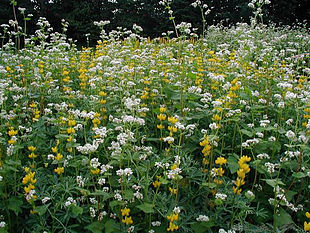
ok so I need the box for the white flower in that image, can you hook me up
[0,221,6,228]
[209,123,218,130]
[196,215,209,222]
[42,197,51,204]
[285,130,296,140]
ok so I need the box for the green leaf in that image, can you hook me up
[227,156,239,174]
[191,221,214,233]
[240,129,253,137]
[85,221,104,233]
[202,182,217,189]
[263,179,285,188]
[35,205,49,216]
[136,203,155,213]
[105,220,119,233]
[8,197,23,215]
[292,172,306,178]
[71,205,83,217]
[273,208,293,228]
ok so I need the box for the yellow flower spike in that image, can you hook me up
[306,212,310,219]
[215,157,227,166]
[122,216,133,225]
[305,221,310,231]
[121,207,130,216]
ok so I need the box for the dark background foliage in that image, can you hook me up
[0,0,309,46]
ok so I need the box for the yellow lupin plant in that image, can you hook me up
[233,156,251,195]
[121,207,133,225]
[167,213,179,231]
[305,212,310,231]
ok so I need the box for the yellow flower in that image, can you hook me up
[215,157,227,165]
[67,127,76,134]
[167,222,179,231]
[68,120,76,127]
[8,129,18,136]
[168,116,178,124]
[306,212,310,219]
[157,124,165,129]
[28,152,38,159]
[122,216,133,225]
[90,168,100,175]
[212,114,222,121]
[28,146,36,152]
[157,114,166,121]
[159,107,167,113]
[305,221,310,231]
[8,139,17,144]
[152,180,161,188]
[121,207,130,216]
[167,213,179,222]
[54,167,64,175]
[168,126,177,133]
[24,184,35,193]
[233,186,241,195]
[55,153,63,161]
[169,187,178,194]
[51,147,58,153]
[238,156,251,165]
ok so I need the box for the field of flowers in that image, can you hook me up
[0,18,310,233]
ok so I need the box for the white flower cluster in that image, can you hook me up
[269,186,303,212]
[116,168,133,177]
[90,158,101,169]
[42,197,51,204]
[0,222,6,228]
[124,96,141,110]
[76,176,85,187]
[122,115,145,125]
[77,142,99,154]
[257,153,270,159]
[64,197,76,207]
[215,193,227,200]
[242,138,260,147]
[264,162,279,173]
[196,215,209,222]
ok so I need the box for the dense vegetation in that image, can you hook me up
[0,1,310,233]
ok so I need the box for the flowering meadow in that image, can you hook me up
[0,15,310,233]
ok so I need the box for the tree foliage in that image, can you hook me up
[0,0,309,46]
